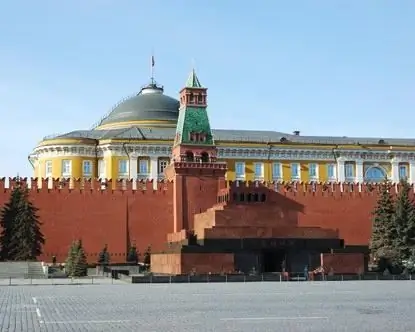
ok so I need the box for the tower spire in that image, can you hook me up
[185,67,202,88]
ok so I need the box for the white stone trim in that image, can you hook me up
[337,158,345,182]
[409,161,415,184]
[98,159,106,179]
[32,142,415,164]
[391,158,400,182]
[118,159,129,177]
[271,162,283,180]
[326,163,337,182]
[235,161,245,180]
[61,159,72,178]
[308,162,319,181]
[290,162,301,181]
[82,160,93,177]
[253,162,264,180]
[355,159,364,183]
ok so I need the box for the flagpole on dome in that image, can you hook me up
[150,51,155,86]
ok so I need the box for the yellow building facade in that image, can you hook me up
[30,71,415,185]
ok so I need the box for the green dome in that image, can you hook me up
[98,84,179,127]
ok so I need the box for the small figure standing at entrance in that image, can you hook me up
[303,265,309,281]
[52,255,57,266]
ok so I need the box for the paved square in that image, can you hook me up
[0,280,414,331]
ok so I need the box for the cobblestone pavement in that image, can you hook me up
[0,280,414,331]
[0,277,122,286]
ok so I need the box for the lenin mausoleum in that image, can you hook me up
[1,68,414,274]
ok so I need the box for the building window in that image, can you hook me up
[118,160,128,175]
[61,160,72,177]
[83,160,92,176]
[272,162,282,179]
[291,163,300,179]
[158,160,168,174]
[327,164,336,179]
[139,159,149,174]
[45,160,52,177]
[365,166,387,182]
[98,160,106,178]
[399,165,408,180]
[235,162,245,179]
[345,163,354,179]
[253,162,264,179]
[309,163,318,179]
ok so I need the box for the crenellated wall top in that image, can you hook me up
[0,177,412,195]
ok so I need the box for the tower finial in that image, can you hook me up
[150,51,155,85]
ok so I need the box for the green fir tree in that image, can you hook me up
[72,242,88,277]
[369,180,399,267]
[126,244,139,264]
[0,185,24,260]
[97,244,110,266]
[65,240,78,276]
[0,184,44,261]
[66,240,87,277]
[394,179,415,261]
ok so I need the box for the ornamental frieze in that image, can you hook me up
[33,143,415,162]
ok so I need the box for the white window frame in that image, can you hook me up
[327,163,337,181]
[118,160,129,176]
[83,160,92,177]
[272,162,282,180]
[399,164,408,180]
[45,160,52,177]
[308,163,318,180]
[345,163,354,180]
[235,161,245,180]
[290,163,300,180]
[61,160,72,178]
[253,162,264,180]
[158,160,168,174]
[139,159,149,174]
[98,160,106,179]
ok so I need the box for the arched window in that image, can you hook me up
[364,166,387,183]
[200,152,209,163]
[185,151,194,162]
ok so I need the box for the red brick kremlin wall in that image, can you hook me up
[0,177,406,263]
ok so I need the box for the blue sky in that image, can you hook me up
[0,1,414,177]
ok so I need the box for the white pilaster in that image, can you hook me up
[409,161,415,184]
[355,160,364,183]
[391,158,400,183]
[129,156,138,180]
[337,158,345,182]
[150,156,159,190]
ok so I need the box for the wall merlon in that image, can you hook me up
[226,180,414,196]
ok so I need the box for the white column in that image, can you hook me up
[337,158,345,182]
[391,158,400,183]
[409,161,415,184]
[355,160,364,183]
[150,156,159,190]
[129,156,138,180]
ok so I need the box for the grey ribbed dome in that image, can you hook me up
[99,84,179,127]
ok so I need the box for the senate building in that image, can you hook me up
[29,69,415,186]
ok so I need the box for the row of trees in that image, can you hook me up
[65,241,152,277]
[370,179,415,273]
[0,183,45,260]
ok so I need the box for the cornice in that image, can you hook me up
[31,143,415,162]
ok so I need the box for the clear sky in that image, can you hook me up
[0,1,414,177]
